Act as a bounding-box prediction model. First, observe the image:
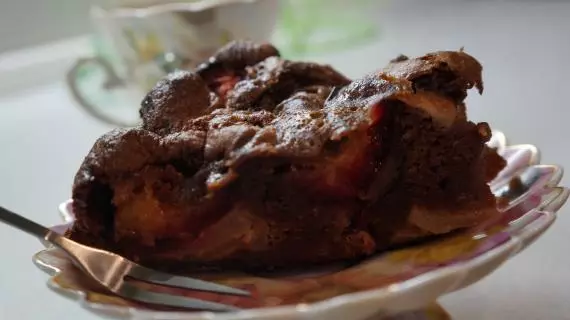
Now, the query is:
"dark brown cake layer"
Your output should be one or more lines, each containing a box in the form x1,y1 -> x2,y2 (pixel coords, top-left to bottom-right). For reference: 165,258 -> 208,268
68,41 -> 505,271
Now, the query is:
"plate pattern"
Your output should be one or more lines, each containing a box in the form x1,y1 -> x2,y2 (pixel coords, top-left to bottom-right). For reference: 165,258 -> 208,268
32,131 -> 568,320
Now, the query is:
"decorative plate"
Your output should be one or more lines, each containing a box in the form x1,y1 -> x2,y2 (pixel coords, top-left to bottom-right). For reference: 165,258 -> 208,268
33,131 -> 568,320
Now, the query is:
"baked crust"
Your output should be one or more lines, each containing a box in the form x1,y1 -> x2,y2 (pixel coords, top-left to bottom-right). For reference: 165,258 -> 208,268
68,41 -> 505,271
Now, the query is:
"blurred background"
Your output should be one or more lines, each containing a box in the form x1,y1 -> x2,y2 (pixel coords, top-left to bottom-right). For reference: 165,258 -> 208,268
1,1 -> 570,319
0,1 -> 92,52
2,0 -> 377,53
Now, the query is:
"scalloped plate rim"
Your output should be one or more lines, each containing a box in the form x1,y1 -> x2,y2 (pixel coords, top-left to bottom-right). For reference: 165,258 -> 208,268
33,130 -> 569,320
38,201 -> 561,320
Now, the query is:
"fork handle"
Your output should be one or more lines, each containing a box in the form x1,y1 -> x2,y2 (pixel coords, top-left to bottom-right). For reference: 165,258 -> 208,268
0,206 -> 52,240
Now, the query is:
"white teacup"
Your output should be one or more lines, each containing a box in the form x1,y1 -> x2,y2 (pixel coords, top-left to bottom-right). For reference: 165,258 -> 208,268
67,0 -> 279,127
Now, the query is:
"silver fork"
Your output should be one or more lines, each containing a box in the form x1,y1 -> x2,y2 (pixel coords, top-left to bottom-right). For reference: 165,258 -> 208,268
0,206 -> 250,312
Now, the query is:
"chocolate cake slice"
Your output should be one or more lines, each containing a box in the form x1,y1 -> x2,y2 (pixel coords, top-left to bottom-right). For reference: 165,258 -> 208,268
68,41 -> 506,271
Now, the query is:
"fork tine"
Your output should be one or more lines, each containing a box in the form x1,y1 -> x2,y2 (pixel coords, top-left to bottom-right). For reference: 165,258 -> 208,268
128,265 -> 251,297
119,282 -> 241,312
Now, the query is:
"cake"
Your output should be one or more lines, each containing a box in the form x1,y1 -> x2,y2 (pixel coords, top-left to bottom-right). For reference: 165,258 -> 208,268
67,41 -> 506,271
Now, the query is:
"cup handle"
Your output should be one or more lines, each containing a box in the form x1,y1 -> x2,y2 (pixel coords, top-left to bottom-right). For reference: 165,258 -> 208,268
66,56 -> 134,127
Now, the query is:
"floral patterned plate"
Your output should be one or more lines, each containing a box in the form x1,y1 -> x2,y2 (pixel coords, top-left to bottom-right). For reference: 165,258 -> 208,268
33,131 -> 568,320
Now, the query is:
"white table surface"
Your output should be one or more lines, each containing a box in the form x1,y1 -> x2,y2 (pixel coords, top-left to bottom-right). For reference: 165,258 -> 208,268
1,1 -> 570,319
